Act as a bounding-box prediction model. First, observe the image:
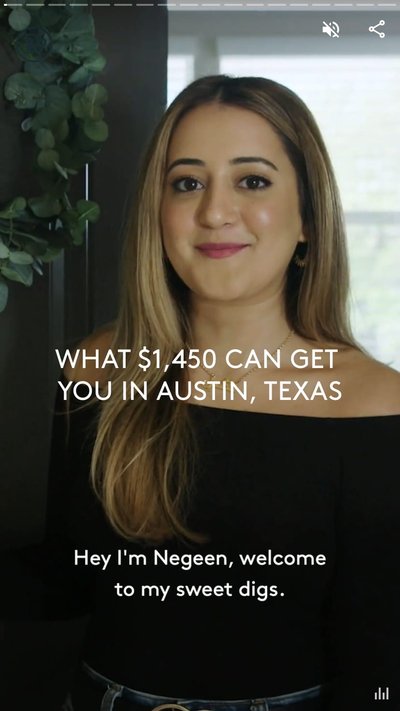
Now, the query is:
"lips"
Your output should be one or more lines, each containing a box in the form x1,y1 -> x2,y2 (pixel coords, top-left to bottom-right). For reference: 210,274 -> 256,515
196,243 -> 249,259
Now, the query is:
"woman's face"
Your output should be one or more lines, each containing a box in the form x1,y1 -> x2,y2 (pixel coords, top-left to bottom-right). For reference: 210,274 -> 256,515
161,103 -> 306,306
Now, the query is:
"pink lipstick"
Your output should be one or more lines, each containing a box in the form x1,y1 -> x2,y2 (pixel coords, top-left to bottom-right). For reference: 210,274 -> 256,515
196,243 -> 249,259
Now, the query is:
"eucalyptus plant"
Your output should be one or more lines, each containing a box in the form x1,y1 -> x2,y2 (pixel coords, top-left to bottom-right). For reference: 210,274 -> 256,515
0,2 -> 108,311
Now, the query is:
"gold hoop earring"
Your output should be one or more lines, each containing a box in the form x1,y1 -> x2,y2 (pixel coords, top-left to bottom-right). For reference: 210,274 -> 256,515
293,253 -> 307,268
293,242 -> 308,268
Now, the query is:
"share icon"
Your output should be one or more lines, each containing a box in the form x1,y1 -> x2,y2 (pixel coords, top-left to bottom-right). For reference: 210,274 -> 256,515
369,20 -> 385,38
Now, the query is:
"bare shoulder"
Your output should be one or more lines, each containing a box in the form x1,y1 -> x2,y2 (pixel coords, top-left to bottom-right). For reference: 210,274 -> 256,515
63,323 -> 116,383
336,347 -> 400,416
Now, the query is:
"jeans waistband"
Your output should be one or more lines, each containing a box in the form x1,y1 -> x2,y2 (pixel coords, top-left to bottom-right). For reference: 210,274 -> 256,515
82,661 -> 329,711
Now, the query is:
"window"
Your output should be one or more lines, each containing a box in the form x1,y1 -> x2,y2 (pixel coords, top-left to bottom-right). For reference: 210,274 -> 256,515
167,53 -> 194,107
168,14 -> 400,368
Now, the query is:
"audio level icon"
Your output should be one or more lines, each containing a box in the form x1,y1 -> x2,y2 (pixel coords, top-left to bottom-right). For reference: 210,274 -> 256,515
374,686 -> 389,701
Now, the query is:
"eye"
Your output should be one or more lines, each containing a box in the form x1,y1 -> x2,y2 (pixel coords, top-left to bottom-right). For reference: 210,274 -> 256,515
171,177 -> 203,193
238,175 -> 272,190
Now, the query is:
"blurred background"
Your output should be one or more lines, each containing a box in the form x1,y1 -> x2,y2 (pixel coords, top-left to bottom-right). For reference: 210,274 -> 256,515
168,10 -> 400,370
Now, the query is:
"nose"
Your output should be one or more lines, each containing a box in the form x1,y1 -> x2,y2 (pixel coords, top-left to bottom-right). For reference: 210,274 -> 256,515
196,180 -> 238,229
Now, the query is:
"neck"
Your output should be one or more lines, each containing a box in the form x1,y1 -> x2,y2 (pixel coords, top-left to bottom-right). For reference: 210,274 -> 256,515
188,295 -> 291,355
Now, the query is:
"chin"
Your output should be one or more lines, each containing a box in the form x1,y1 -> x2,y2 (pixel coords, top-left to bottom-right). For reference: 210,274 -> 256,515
193,286 -> 247,303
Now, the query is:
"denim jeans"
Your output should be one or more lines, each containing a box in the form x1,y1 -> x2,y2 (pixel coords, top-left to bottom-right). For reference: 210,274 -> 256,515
65,662 -> 332,711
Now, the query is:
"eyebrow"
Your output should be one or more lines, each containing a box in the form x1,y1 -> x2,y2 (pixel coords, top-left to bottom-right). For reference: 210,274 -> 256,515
166,156 -> 279,174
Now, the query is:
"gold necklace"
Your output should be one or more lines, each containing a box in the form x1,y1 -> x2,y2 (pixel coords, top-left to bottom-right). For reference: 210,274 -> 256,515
192,329 -> 294,390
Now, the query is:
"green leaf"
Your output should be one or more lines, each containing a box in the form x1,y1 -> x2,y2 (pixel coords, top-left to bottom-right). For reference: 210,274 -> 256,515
56,144 -> 86,172
53,120 -> 69,142
35,128 -> 55,149
37,5 -> 68,29
45,85 -> 71,118
54,162 -> 69,180
61,208 -> 79,227
71,91 -> 103,120
68,66 -> 91,85
71,91 -> 85,118
32,86 -> 71,129
28,195 -> 62,218
9,250 -> 34,265
70,224 -> 86,245
1,262 -> 33,286
21,234 -> 49,247
32,259 -> 44,276
51,41 -> 81,65
83,119 -> 108,142
76,199 -> 100,223
73,126 -> 102,154
24,60 -> 63,86
60,210 -> 85,244
41,246 -> 63,262
58,12 -> 94,38
91,105 -> 104,121
0,239 -> 10,259
0,279 -> 8,312
83,53 -> 106,72
8,8 -> 31,32
72,34 -> 98,59
85,83 -> 108,105
37,149 -> 60,171
13,234 -> 48,257
21,117 -> 33,132
0,197 -> 27,219
84,104 -> 104,121
31,109 -> 52,131
0,5 -> 107,299
4,73 -> 44,109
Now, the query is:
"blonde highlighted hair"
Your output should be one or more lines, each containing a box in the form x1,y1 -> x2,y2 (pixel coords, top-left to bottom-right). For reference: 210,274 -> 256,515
91,75 -> 357,542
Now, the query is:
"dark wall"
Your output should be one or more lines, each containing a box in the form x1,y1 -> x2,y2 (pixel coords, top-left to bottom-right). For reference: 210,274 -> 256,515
0,6 -> 168,544
1,7 -> 168,707
0,40 -> 53,547
65,6 -> 170,342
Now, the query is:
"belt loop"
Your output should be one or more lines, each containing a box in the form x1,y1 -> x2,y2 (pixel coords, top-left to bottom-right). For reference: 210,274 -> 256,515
100,683 -> 124,711
250,700 -> 268,711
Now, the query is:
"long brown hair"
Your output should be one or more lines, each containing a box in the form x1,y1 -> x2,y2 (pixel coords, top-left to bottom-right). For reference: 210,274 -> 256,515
91,75 -> 357,542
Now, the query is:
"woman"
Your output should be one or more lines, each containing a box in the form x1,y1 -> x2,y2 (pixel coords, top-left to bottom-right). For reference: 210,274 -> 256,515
13,75 -> 400,710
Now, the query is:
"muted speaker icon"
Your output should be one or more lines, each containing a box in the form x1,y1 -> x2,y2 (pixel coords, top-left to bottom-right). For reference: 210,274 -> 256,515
374,686 -> 389,701
322,21 -> 340,38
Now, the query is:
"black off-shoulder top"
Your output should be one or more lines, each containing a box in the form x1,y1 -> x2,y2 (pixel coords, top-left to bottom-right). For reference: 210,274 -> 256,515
4,381 -> 400,710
